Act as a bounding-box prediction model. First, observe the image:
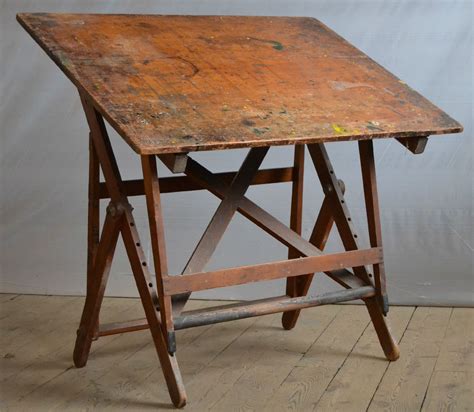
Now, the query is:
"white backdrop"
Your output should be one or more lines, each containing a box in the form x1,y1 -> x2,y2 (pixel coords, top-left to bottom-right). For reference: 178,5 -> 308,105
1,0 -> 472,306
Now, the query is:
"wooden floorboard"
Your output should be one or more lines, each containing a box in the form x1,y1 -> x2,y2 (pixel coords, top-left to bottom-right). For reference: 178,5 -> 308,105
0,294 -> 472,411
367,307 -> 452,412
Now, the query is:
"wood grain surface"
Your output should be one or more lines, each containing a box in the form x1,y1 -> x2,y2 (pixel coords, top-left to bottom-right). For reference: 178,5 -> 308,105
17,13 -> 462,154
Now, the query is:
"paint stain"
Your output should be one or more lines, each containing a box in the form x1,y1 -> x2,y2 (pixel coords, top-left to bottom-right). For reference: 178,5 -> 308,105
56,51 -> 72,68
331,124 -> 347,134
242,118 -> 256,126
253,127 -> 270,136
366,121 -> 383,131
247,37 -> 284,51
329,80 -> 375,91
271,41 -> 284,50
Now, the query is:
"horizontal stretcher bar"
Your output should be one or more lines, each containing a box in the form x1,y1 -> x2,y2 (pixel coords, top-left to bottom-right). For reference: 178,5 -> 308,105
98,167 -> 294,198
175,286 -> 375,329
97,285 -> 375,337
163,247 -> 382,295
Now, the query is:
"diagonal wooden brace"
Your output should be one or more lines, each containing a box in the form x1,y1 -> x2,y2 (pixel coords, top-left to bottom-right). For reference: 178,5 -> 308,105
307,143 -> 399,360
163,155 -> 368,301
159,147 -> 269,314
282,177 -> 346,328
74,210 -> 122,367
283,145 -> 347,330
307,143 -> 373,284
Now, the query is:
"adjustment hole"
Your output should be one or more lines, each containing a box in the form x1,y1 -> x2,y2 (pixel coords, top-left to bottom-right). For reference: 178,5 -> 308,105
142,262 -> 147,266
130,222 -> 135,227
330,170 -> 334,174
347,217 -> 352,221
354,234 -> 358,238
341,200 -> 345,204
148,282 -> 153,287
369,274 -> 373,278
136,242 -> 140,247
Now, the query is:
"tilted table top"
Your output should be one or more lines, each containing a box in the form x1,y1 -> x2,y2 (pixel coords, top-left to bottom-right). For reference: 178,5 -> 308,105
17,13 -> 462,154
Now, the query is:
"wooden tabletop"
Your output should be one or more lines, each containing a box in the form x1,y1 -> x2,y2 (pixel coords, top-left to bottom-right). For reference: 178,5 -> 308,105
18,13 -> 462,154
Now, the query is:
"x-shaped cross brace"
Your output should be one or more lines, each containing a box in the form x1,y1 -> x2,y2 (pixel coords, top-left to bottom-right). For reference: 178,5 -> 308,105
73,94 -> 399,408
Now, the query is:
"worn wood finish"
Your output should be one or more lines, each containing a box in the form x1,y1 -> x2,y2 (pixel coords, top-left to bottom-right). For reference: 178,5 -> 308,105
98,167 -> 294,198
96,286 -> 373,335
175,156 -> 367,290
308,144 -> 372,284
141,155 -> 175,352
283,144 -> 305,329
86,134 -> 101,338
73,212 -> 122,367
98,286 -> 367,337
17,12 -> 466,410
396,135 -> 429,154
164,248 -> 381,295
79,95 -> 187,407
98,317 -> 150,337
170,147 -> 269,314
359,140 -> 388,314
158,153 -> 189,173
308,143 -> 400,360
74,99 -> 386,407
282,179 -> 344,329
17,14 -> 462,155
174,287 -> 374,330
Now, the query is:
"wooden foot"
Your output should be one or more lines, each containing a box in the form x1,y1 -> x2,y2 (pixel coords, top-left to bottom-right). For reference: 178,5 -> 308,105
365,297 -> 400,360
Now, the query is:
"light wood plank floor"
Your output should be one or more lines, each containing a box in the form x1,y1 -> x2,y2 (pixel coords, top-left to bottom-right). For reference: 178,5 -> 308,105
1,294 -> 472,411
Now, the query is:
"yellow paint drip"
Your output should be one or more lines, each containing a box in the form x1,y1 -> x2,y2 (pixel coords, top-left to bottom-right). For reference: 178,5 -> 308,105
332,124 -> 347,134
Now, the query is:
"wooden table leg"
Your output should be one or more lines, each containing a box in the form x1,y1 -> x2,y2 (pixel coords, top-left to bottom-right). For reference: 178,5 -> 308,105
358,140 -> 388,315
87,134 -> 100,339
307,143 -> 400,361
142,154 -> 176,352
119,205 -> 187,407
74,211 -> 121,367
75,92 -> 187,407
282,145 -> 305,329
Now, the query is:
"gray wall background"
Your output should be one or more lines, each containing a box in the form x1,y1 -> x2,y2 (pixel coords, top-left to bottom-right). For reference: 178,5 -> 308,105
1,0 -> 472,306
